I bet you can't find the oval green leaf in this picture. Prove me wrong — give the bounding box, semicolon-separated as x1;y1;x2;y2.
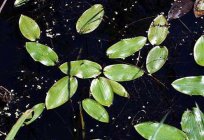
106;36;147;59
134;122;187;140
103;64;144;82
26;42;58;66
6;109;33;140
148;15;169;45
14;0;29;7
19;15;40;41
82;98;109;123
194;35;204;66
76;4;104;34
181;105;204;140
90;77;114;107
146;46;168;74
59;60;102;79
46;76;78;109
108;79;129;98
171;76;204;96
25;103;45;125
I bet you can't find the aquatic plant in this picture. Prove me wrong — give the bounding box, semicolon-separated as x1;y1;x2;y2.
135;104;204;140
5;3;171;139
5;1;204;139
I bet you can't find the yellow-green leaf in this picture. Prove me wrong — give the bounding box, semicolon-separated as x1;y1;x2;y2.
82;98;109;123
6;110;33;140
108;79;129;98
194;35;204;66
14;0;29;7
19;15;40;41
59;60;102;79
181;105;204;140
106;36;147;59
45;76;78;109
148;15;169;45
90;77;114;107
26;42;58;66
103;64;144;82
6;103;44;140
171;76;204;96
25;103;45;125
76;4;104;34
146;46;168;74
134;122;187;140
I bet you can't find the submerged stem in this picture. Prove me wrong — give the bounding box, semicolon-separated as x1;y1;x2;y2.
79;102;85;140
0;0;7;13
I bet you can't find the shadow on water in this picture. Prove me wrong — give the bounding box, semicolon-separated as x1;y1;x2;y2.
0;0;204;139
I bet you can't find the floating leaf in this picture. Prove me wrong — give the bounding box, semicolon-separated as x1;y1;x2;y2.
76;4;104;34
106;36;147;59
59;60;102;79
90;77;114;107
14;0;29;7
26;42;58;66
82;98;109;123
25;103;45;125
194;35;204;66
181;105;204;140
104;64;144;82
172;76;204;96
194;0;204;18
150;112;170;140
19;15;40;41
168;0;193;20
146;46;168;74
108;80;129;98
6;109;33;140
6;103;44;140
134;122;187;140
148;15;169;45
46;76;78;109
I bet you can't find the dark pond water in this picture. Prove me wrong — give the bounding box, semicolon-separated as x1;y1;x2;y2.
0;0;204;139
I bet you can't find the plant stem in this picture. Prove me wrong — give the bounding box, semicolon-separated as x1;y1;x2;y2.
0;0;7;13
79;102;85;140
179;19;191;33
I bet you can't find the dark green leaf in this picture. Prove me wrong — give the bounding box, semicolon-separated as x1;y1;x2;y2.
172;76;204;96
148;15;169;45
19;15;40;41
76;4;104;34
181;104;204;140
108;79;129;98
134;122;187;140
59;60;102;79
103;64;144;82
82;98;109;123
106;36;147;59
46;76;78;109
90;77;114;107
146;46;168;74
26;42;58;66
194;35;204;66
